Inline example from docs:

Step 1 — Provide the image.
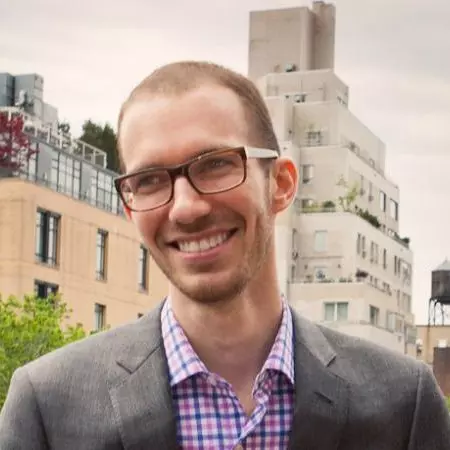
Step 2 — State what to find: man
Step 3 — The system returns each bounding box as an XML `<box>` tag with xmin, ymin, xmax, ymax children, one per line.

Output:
<box><xmin>1</xmin><ymin>61</ymin><xmax>449</xmax><ymax>450</ymax></box>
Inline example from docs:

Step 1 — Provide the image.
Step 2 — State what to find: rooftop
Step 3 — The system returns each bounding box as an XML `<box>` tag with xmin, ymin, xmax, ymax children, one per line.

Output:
<box><xmin>0</xmin><ymin>107</ymin><xmax>108</xmax><ymax>169</ymax></box>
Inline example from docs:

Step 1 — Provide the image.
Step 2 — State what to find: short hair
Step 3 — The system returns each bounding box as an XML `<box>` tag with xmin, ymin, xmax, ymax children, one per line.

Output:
<box><xmin>116</xmin><ymin>61</ymin><xmax>279</xmax><ymax>172</ymax></box>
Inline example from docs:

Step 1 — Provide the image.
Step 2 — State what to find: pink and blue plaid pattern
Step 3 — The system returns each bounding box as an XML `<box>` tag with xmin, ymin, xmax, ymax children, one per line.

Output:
<box><xmin>161</xmin><ymin>300</ymin><xmax>295</xmax><ymax>450</ymax></box>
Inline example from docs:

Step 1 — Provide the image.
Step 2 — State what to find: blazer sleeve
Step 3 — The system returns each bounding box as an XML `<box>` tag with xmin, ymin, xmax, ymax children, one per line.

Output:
<box><xmin>408</xmin><ymin>362</ymin><xmax>450</xmax><ymax>450</ymax></box>
<box><xmin>0</xmin><ymin>367</ymin><xmax>49</xmax><ymax>449</ymax></box>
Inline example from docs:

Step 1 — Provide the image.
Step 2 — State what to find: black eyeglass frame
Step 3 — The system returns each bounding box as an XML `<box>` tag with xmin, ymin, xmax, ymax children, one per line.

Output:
<box><xmin>114</xmin><ymin>146</ymin><xmax>279</xmax><ymax>212</ymax></box>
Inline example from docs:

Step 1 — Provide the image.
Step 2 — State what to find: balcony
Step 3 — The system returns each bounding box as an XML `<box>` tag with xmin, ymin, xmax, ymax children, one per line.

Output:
<box><xmin>293</xmin><ymin>199</ymin><xmax>411</xmax><ymax>249</ymax></box>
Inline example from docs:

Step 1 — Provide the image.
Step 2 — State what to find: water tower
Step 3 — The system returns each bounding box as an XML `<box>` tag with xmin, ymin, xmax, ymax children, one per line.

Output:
<box><xmin>428</xmin><ymin>259</ymin><xmax>450</xmax><ymax>325</ymax></box>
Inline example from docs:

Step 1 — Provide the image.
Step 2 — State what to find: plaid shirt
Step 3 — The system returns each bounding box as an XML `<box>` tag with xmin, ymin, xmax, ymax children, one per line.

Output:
<box><xmin>161</xmin><ymin>300</ymin><xmax>295</xmax><ymax>450</ymax></box>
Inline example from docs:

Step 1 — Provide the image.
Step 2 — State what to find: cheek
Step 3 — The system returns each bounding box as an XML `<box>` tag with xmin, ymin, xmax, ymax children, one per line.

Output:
<box><xmin>132</xmin><ymin>212</ymin><xmax>160</xmax><ymax>244</ymax></box>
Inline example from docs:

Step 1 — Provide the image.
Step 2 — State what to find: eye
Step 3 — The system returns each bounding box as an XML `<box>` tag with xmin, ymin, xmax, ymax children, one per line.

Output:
<box><xmin>196</xmin><ymin>155</ymin><xmax>239</xmax><ymax>173</ymax></box>
<box><xmin>126</xmin><ymin>171</ymin><xmax>170</xmax><ymax>193</ymax></box>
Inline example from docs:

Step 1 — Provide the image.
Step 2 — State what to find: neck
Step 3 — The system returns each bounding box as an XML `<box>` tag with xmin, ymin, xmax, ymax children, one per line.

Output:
<box><xmin>169</xmin><ymin>263</ymin><xmax>283</xmax><ymax>389</ymax></box>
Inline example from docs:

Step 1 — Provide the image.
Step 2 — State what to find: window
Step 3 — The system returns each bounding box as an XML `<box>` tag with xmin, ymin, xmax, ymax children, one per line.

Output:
<box><xmin>34</xmin><ymin>280</ymin><xmax>59</xmax><ymax>299</ymax></box>
<box><xmin>94</xmin><ymin>303</ymin><xmax>106</xmax><ymax>331</ymax></box>
<box><xmin>35</xmin><ymin>209</ymin><xmax>60</xmax><ymax>266</ymax></box>
<box><xmin>306</xmin><ymin>130</ymin><xmax>322</xmax><ymax>146</ymax></box>
<box><xmin>369</xmin><ymin>305</ymin><xmax>380</xmax><ymax>326</ymax></box>
<box><xmin>386</xmin><ymin>312</ymin><xmax>396</xmax><ymax>331</ymax></box>
<box><xmin>361</xmin><ymin>236</ymin><xmax>366</xmax><ymax>258</ymax></box>
<box><xmin>21</xmin><ymin>141</ymin><xmax>38</xmax><ymax>181</ymax></box>
<box><xmin>90</xmin><ymin>170</ymin><xmax>115</xmax><ymax>212</ymax></box>
<box><xmin>356</xmin><ymin>233</ymin><xmax>362</xmax><ymax>254</ymax></box>
<box><xmin>324</xmin><ymin>302</ymin><xmax>348</xmax><ymax>321</ymax></box>
<box><xmin>379</xmin><ymin>191</ymin><xmax>387</xmax><ymax>212</ymax></box>
<box><xmin>51</xmin><ymin>153</ymin><xmax>81</xmax><ymax>197</ymax></box>
<box><xmin>368</xmin><ymin>182</ymin><xmax>373</xmax><ymax>201</ymax></box>
<box><xmin>389</xmin><ymin>199</ymin><xmax>398</xmax><ymax>221</ymax></box>
<box><xmin>394</xmin><ymin>256</ymin><xmax>401</xmax><ymax>277</ymax></box>
<box><xmin>359</xmin><ymin>175</ymin><xmax>365</xmax><ymax>195</ymax></box>
<box><xmin>402</xmin><ymin>293</ymin><xmax>412</xmax><ymax>313</ymax></box>
<box><xmin>138</xmin><ymin>245</ymin><xmax>149</xmax><ymax>290</ymax></box>
<box><xmin>370</xmin><ymin>242</ymin><xmax>375</xmax><ymax>263</ymax></box>
<box><xmin>383</xmin><ymin>249</ymin><xmax>387</xmax><ymax>269</ymax></box>
<box><xmin>96</xmin><ymin>229</ymin><xmax>108</xmax><ymax>280</ymax></box>
<box><xmin>138</xmin><ymin>313</ymin><xmax>144</xmax><ymax>319</ymax></box>
<box><xmin>314</xmin><ymin>230</ymin><xmax>327</xmax><ymax>252</ymax></box>
<box><xmin>301</xmin><ymin>164</ymin><xmax>314</xmax><ymax>184</ymax></box>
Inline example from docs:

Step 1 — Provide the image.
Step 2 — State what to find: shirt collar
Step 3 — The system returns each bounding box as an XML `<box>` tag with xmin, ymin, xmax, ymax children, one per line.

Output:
<box><xmin>161</xmin><ymin>298</ymin><xmax>295</xmax><ymax>387</ymax></box>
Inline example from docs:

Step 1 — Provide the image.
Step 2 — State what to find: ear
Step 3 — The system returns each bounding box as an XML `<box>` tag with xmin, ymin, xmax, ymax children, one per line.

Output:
<box><xmin>123</xmin><ymin>203</ymin><xmax>132</xmax><ymax>220</ymax></box>
<box><xmin>270</xmin><ymin>157</ymin><xmax>298</xmax><ymax>214</ymax></box>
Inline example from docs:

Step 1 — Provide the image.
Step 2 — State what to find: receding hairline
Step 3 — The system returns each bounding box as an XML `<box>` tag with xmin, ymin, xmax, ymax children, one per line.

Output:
<box><xmin>118</xmin><ymin>81</ymin><xmax>262</xmax><ymax>150</ymax></box>
<box><xmin>116</xmin><ymin>61</ymin><xmax>280</xmax><ymax>171</ymax></box>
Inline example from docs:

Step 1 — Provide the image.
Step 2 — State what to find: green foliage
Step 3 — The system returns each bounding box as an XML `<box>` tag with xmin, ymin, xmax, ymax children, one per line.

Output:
<box><xmin>355</xmin><ymin>207</ymin><xmax>381</xmax><ymax>229</ymax></box>
<box><xmin>0</xmin><ymin>294</ymin><xmax>87</xmax><ymax>410</ymax></box>
<box><xmin>302</xmin><ymin>201</ymin><xmax>321</xmax><ymax>213</ymax></box>
<box><xmin>336</xmin><ymin>176</ymin><xmax>359</xmax><ymax>212</ymax></box>
<box><xmin>79</xmin><ymin>119</ymin><xmax>120</xmax><ymax>173</ymax></box>
<box><xmin>446</xmin><ymin>397</ymin><xmax>450</xmax><ymax>412</ymax></box>
<box><xmin>322</xmin><ymin>200</ymin><xmax>336</xmax><ymax>210</ymax></box>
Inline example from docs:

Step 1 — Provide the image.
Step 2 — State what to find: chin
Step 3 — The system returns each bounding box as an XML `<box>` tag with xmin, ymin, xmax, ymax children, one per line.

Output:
<box><xmin>173</xmin><ymin>272</ymin><xmax>248</xmax><ymax>305</ymax></box>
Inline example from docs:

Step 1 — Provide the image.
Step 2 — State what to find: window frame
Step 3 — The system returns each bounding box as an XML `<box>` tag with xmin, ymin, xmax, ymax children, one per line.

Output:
<box><xmin>35</xmin><ymin>209</ymin><xmax>60</xmax><ymax>266</ymax></box>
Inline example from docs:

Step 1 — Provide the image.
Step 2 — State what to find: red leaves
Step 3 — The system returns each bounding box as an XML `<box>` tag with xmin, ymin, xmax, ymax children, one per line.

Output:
<box><xmin>0</xmin><ymin>112</ymin><xmax>38</xmax><ymax>171</ymax></box>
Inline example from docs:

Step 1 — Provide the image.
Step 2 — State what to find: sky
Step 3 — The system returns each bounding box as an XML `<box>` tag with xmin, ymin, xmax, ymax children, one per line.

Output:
<box><xmin>1</xmin><ymin>0</ymin><xmax>449</xmax><ymax>324</ymax></box>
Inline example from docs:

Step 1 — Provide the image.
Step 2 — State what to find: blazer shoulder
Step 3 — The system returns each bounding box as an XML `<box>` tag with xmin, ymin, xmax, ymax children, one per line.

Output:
<box><xmin>22</xmin><ymin>303</ymin><xmax>164</xmax><ymax>381</ymax></box>
<box><xmin>318</xmin><ymin>322</ymin><xmax>424</xmax><ymax>383</ymax></box>
<box><xmin>291</xmin><ymin>309</ymin><xmax>424</xmax><ymax>386</ymax></box>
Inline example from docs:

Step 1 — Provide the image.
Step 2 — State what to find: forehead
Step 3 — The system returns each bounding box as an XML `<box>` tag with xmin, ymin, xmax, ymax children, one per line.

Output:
<box><xmin>119</xmin><ymin>85</ymin><xmax>249</xmax><ymax>173</ymax></box>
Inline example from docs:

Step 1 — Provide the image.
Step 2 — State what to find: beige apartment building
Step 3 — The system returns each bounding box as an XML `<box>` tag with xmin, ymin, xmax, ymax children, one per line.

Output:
<box><xmin>0</xmin><ymin>105</ymin><xmax>168</xmax><ymax>332</ymax></box>
<box><xmin>250</xmin><ymin>2</ymin><xmax>416</xmax><ymax>355</ymax></box>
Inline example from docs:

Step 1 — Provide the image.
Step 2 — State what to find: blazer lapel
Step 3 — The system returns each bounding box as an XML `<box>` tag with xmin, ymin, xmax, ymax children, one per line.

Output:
<box><xmin>288</xmin><ymin>309</ymin><xmax>348</xmax><ymax>450</ymax></box>
<box><xmin>108</xmin><ymin>304</ymin><xmax>178</xmax><ymax>450</ymax></box>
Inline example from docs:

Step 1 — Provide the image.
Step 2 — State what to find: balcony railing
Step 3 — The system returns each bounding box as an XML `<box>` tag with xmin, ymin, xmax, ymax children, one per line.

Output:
<box><xmin>293</xmin><ymin>200</ymin><xmax>411</xmax><ymax>249</ymax></box>
<box><xmin>0</xmin><ymin>107</ymin><xmax>107</xmax><ymax>168</ymax></box>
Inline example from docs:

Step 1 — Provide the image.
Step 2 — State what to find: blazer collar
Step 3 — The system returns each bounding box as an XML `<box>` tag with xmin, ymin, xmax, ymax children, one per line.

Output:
<box><xmin>288</xmin><ymin>308</ymin><xmax>348</xmax><ymax>450</ymax></box>
<box><xmin>108</xmin><ymin>303</ymin><xmax>348</xmax><ymax>450</ymax></box>
<box><xmin>108</xmin><ymin>302</ymin><xmax>179</xmax><ymax>450</ymax></box>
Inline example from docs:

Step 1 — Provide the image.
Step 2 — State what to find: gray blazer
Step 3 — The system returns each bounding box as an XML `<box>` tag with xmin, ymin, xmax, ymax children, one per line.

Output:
<box><xmin>1</xmin><ymin>304</ymin><xmax>449</xmax><ymax>449</ymax></box>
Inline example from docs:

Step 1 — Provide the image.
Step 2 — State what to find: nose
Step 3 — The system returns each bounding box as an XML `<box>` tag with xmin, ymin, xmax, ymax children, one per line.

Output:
<box><xmin>168</xmin><ymin>177</ymin><xmax>212</xmax><ymax>224</ymax></box>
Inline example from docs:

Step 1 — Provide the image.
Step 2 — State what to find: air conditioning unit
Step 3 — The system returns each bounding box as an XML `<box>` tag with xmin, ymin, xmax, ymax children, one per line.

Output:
<box><xmin>368</xmin><ymin>195</ymin><xmax>374</xmax><ymax>201</ymax></box>
<box><xmin>292</xmin><ymin>250</ymin><xmax>299</xmax><ymax>260</ymax></box>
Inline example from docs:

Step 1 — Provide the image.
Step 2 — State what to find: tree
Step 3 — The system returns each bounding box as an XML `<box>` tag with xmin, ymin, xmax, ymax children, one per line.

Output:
<box><xmin>336</xmin><ymin>176</ymin><xmax>360</xmax><ymax>212</ymax></box>
<box><xmin>0</xmin><ymin>294</ymin><xmax>88</xmax><ymax>410</ymax></box>
<box><xmin>79</xmin><ymin>120</ymin><xmax>120</xmax><ymax>173</ymax></box>
<box><xmin>0</xmin><ymin>112</ymin><xmax>37</xmax><ymax>175</ymax></box>
<box><xmin>446</xmin><ymin>396</ymin><xmax>450</xmax><ymax>412</ymax></box>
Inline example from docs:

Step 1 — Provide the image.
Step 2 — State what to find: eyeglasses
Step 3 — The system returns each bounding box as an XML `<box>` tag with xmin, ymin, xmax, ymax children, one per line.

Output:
<box><xmin>114</xmin><ymin>146</ymin><xmax>278</xmax><ymax>212</ymax></box>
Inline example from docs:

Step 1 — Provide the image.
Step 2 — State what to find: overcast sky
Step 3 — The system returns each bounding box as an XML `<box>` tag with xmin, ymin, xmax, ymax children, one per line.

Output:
<box><xmin>1</xmin><ymin>0</ymin><xmax>449</xmax><ymax>324</ymax></box>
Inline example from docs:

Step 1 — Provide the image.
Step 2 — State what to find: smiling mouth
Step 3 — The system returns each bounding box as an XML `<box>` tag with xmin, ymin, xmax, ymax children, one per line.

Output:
<box><xmin>170</xmin><ymin>229</ymin><xmax>237</xmax><ymax>253</ymax></box>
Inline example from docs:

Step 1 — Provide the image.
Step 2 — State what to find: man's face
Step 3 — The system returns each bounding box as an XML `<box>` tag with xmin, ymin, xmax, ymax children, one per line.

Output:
<box><xmin>119</xmin><ymin>85</ymin><xmax>278</xmax><ymax>304</ymax></box>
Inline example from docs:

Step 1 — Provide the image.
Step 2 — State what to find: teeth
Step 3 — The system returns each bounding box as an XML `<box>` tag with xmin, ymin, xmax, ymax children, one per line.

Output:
<box><xmin>178</xmin><ymin>232</ymin><xmax>229</xmax><ymax>253</ymax></box>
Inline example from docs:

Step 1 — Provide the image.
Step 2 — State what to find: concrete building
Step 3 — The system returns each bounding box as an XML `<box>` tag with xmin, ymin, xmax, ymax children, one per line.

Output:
<box><xmin>0</xmin><ymin>72</ymin><xmax>59</xmax><ymax>130</ymax></box>
<box><xmin>249</xmin><ymin>2</ymin><xmax>416</xmax><ymax>355</ymax></box>
<box><xmin>0</xmin><ymin>105</ymin><xmax>168</xmax><ymax>332</ymax></box>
